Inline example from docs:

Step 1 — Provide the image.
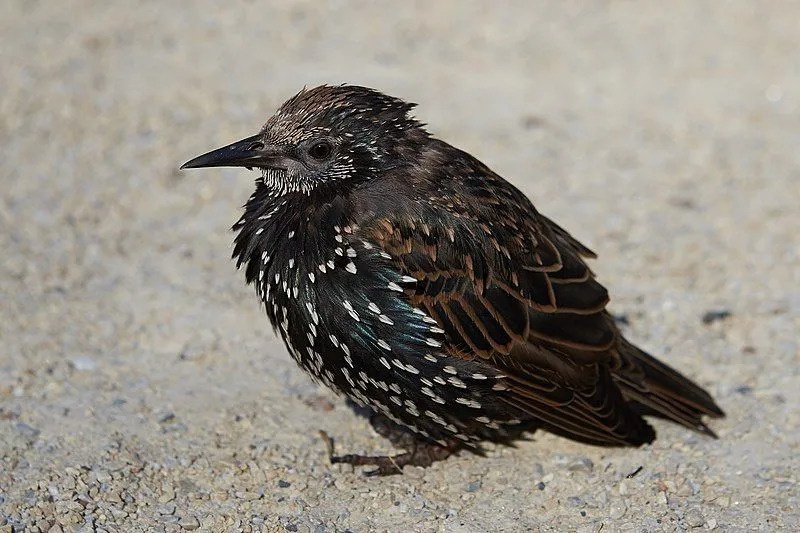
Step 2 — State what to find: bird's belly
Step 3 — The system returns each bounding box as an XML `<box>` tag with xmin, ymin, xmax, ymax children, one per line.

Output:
<box><xmin>245</xmin><ymin>217</ymin><xmax>528</xmax><ymax>445</ymax></box>
<box><xmin>262</xmin><ymin>277</ymin><xmax>525</xmax><ymax>445</ymax></box>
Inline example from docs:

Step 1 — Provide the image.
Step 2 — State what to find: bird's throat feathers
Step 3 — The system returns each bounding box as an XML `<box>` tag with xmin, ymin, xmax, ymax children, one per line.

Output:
<box><xmin>231</xmin><ymin>178</ymin><xmax>356</xmax><ymax>296</ymax></box>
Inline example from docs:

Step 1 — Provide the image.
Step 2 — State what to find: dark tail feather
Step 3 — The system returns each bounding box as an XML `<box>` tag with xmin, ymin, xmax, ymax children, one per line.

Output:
<box><xmin>614</xmin><ymin>340</ymin><xmax>724</xmax><ymax>437</ymax></box>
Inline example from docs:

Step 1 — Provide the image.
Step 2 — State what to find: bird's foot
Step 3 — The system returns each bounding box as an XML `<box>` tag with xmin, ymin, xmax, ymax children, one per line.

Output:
<box><xmin>318</xmin><ymin>428</ymin><xmax>454</xmax><ymax>476</ymax></box>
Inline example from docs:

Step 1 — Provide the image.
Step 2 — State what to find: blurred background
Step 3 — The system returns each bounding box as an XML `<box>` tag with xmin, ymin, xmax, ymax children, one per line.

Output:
<box><xmin>1</xmin><ymin>1</ymin><xmax>798</xmax><ymax>531</ymax></box>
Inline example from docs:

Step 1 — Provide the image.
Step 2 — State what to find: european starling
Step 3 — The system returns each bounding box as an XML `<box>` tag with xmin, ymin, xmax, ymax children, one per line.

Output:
<box><xmin>182</xmin><ymin>85</ymin><xmax>723</xmax><ymax>475</ymax></box>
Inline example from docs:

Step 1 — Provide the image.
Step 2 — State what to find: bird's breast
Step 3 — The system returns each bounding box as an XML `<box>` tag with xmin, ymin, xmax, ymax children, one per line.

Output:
<box><xmin>232</xmin><ymin>194</ymin><xmax>514</xmax><ymax>444</ymax></box>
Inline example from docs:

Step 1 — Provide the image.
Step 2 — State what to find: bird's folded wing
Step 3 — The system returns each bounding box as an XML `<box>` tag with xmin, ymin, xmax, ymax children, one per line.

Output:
<box><xmin>361</xmin><ymin>191</ymin><xmax>656</xmax><ymax>445</ymax></box>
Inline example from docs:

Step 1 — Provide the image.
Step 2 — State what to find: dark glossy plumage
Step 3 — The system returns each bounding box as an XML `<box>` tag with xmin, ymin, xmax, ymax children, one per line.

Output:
<box><xmin>182</xmin><ymin>85</ymin><xmax>723</xmax><ymax>470</ymax></box>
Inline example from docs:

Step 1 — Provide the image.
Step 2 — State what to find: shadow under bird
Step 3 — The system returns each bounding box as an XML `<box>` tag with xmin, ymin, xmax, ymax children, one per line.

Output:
<box><xmin>182</xmin><ymin>85</ymin><xmax>724</xmax><ymax>475</ymax></box>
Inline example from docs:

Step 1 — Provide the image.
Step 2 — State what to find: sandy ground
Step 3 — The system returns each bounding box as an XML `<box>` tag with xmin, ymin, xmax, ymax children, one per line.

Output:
<box><xmin>1</xmin><ymin>1</ymin><xmax>798</xmax><ymax>531</ymax></box>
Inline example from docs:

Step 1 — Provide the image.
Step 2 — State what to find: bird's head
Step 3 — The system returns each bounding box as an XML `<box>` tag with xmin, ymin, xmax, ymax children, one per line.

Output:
<box><xmin>181</xmin><ymin>85</ymin><xmax>427</xmax><ymax>195</ymax></box>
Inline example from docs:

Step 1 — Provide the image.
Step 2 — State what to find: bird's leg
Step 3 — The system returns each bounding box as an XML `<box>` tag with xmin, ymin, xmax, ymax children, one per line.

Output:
<box><xmin>320</xmin><ymin>433</ymin><xmax>454</xmax><ymax>476</ymax></box>
<box><xmin>319</xmin><ymin>414</ymin><xmax>456</xmax><ymax>476</ymax></box>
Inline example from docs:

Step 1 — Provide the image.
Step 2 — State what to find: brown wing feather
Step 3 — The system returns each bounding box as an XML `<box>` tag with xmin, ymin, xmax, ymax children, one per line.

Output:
<box><xmin>364</xmin><ymin>219</ymin><xmax>655</xmax><ymax>444</ymax></box>
<box><xmin>358</xmin><ymin>151</ymin><xmax>721</xmax><ymax>445</ymax></box>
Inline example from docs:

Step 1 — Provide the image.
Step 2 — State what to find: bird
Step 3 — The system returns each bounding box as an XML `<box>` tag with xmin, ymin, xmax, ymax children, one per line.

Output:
<box><xmin>181</xmin><ymin>84</ymin><xmax>724</xmax><ymax>475</ymax></box>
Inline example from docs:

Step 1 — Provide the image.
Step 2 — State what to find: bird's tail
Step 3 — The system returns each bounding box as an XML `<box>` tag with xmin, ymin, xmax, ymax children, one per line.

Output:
<box><xmin>613</xmin><ymin>339</ymin><xmax>725</xmax><ymax>437</ymax></box>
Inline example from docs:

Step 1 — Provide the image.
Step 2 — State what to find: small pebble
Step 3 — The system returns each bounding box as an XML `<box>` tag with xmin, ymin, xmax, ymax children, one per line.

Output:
<box><xmin>69</xmin><ymin>356</ymin><xmax>97</xmax><ymax>371</ymax></box>
<box><xmin>568</xmin><ymin>457</ymin><xmax>594</xmax><ymax>472</ymax></box>
<box><xmin>158</xmin><ymin>503</ymin><xmax>176</xmax><ymax>515</ymax></box>
<box><xmin>93</xmin><ymin>470</ymin><xmax>111</xmax><ymax>483</ymax></box>
<box><xmin>466</xmin><ymin>481</ymin><xmax>481</xmax><ymax>492</ymax></box>
<box><xmin>179</xmin><ymin>515</ymin><xmax>200</xmax><ymax>530</ymax></box>
<box><xmin>15</xmin><ymin>422</ymin><xmax>40</xmax><ymax>440</ymax></box>
<box><xmin>702</xmin><ymin>310</ymin><xmax>732</xmax><ymax>324</ymax></box>
<box><xmin>684</xmin><ymin>507</ymin><xmax>705</xmax><ymax>527</ymax></box>
<box><xmin>567</xmin><ymin>496</ymin><xmax>583</xmax><ymax>507</ymax></box>
<box><xmin>608</xmin><ymin>499</ymin><xmax>627</xmax><ymax>519</ymax></box>
<box><xmin>278</xmin><ymin>479</ymin><xmax>292</xmax><ymax>488</ymax></box>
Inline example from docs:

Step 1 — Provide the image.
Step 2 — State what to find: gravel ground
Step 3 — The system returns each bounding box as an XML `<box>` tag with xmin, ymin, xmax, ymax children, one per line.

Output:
<box><xmin>1</xmin><ymin>1</ymin><xmax>798</xmax><ymax>531</ymax></box>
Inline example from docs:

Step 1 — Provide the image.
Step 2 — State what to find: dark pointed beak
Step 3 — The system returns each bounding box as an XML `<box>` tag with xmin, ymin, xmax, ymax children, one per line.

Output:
<box><xmin>180</xmin><ymin>134</ymin><xmax>288</xmax><ymax>170</ymax></box>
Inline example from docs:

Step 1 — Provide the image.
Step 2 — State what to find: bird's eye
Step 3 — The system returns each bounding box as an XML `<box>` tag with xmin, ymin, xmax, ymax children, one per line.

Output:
<box><xmin>308</xmin><ymin>141</ymin><xmax>333</xmax><ymax>161</ymax></box>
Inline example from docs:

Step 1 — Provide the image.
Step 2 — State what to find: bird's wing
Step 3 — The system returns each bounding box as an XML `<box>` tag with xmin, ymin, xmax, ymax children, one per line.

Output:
<box><xmin>358</xmin><ymin>163</ymin><xmax>657</xmax><ymax>445</ymax></box>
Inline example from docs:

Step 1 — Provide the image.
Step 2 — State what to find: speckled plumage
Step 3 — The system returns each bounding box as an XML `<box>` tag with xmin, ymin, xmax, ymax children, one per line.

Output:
<box><xmin>182</xmin><ymin>85</ymin><xmax>723</xmax><ymax>474</ymax></box>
